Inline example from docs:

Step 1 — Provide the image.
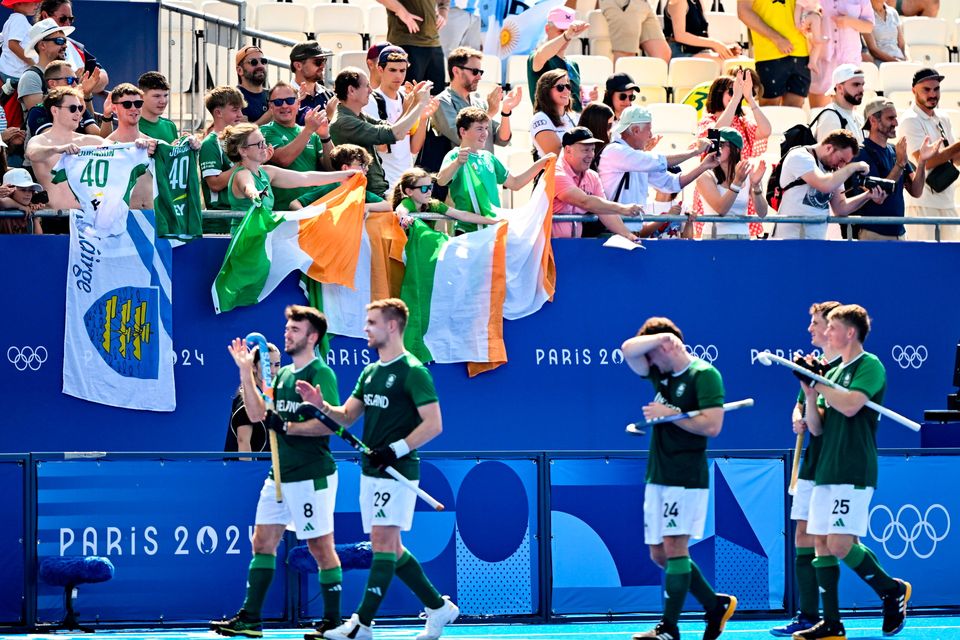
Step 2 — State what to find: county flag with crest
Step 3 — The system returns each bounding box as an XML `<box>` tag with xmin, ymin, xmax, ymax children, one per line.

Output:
<box><xmin>211</xmin><ymin>173</ymin><xmax>368</xmax><ymax>313</ymax></box>
<box><xmin>63</xmin><ymin>209</ymin><xmax>176</xmax><ymax>411</ymax></box>
<box><xmin>483</xmin><ymin>0</ymin><xmax>566</xmax><ymax>69</ymax></box>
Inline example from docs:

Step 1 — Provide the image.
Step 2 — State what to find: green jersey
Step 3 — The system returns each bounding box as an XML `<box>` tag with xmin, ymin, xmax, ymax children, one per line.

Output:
<box><xmin>138</xmin><ymin>116</ymin><xmax>179</xmax><ymax>143</ymax></box>
<box><xmin>351</xmin><ymin>352</ymin><xmax>438</xmax><ymax>480</ymax></box>
<box><xmin>272</xmin><ymin>358</ymin><xmax>340</xmax><ymax>482</ymax></box>
<box><xmin>644</xmin><ymin>358</ymin><xmax>725</xmax><ymax>489</ymax></box>
<box><xmin>814</xmin><ymin>352</ymin><xmax>886</xmax><ymax>488</ymax></box>
<box><xmin>227</xmin><ymin>167</ymin><xmax>274</xmax><ymax>233</ymax></box>
<box><xmin>396</xmin><ymin>197</ymin><xmax>448</xmax><ymax>215</ymax></box>
<box><xmin>797</xmin><ymin>355</ymin><xmax>840</xmax><ymax>481</ymax></box>
<box><xmin>440</xmin><ymin>148</ymin><xmax>506</xmax><ymax>233</ymax></box>
<box><xmin>261</xmin><ymin>121</ymin><xmax>323</xmax><ymax>211</ymax></box>
<box><xmin>198</xmin><ymin>132</ymin><xmax>233</xmax><ymax>234</ymax></box>
<box><xmin>152</xmin><ymin>139</ymin><xmax>203</xmax><ymax>240</ymax></box>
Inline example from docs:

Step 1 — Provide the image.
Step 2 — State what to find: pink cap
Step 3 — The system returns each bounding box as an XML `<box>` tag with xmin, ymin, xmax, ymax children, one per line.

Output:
<box><xmin>547</xmin><ymin>6</ymin><xmax>575</xmax><ymax>29</ymax></box>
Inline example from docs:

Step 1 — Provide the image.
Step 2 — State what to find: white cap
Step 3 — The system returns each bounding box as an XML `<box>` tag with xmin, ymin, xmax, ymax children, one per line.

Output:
<box><xmin>3</xmin><ymin>168</ymin><xmax>42</xmax><ymax>191</ymax></box>
<box><xmin>828</xmin><ymin>64</ymin><xmax>865</xmax><ymax>94</ymax></box>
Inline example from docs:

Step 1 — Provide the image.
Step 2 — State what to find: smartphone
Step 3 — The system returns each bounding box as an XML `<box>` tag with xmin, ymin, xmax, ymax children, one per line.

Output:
<box><xmin>31</xmin><ymin>190</ymin><xmax>49</xmax><ymax>205</ymax></box>
<box><xmin>84</xmin><ymin>58</ymin><xmax>98</xmax><ymax>75</ymax></box>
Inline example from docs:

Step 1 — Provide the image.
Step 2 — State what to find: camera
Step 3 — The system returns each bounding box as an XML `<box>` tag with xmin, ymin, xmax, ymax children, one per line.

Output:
<box><xmin>707</xmin><ymin>129</ymin><xmax>722</xmax><ymax>154</ymax></box>
<box><xmin>848</xmin><ymin>173</ymin><xmax>896</xmax><ymax>195</ymax></box>
<box><xmin>31</xmin><ymin>190</ymin><xmax>49</xmax><ymax>205</ymax></box>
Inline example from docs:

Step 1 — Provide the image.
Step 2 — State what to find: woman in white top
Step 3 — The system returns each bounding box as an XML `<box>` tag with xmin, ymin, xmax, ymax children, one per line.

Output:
<box><xmin>531</xmin><ymin>69</ymin><xmax>579</xmax><ymax>160</ymax></box>
<box><xmin>695</xmin><ymin>127</ymin><xmax>767</xmax><ymax>239</ymax></box>
<box><xmin>864</xmin><ymin>0</ymin><xmax>905</xmax><ymax>62</ymax></box>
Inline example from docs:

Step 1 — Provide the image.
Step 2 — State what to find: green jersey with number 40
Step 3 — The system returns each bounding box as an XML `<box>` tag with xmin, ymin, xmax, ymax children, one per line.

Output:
<box><xmin>271</xmin><ymin>358</ymin><xmax>340</xmax><ymax>483</ymax></box>
<box><xmin>644</xmin><ymin>358</ymin><xmax>725</xmax><ymax>489</ymax></box>
<box><xmin>351</xmin><ymin>352</ymin><xmax>438</xmax><ymax>481</ymax></box>
<box><xmin>153</xmin><ymin>140</ymin><xmax>203</xmax><ymax>240</ymax></box>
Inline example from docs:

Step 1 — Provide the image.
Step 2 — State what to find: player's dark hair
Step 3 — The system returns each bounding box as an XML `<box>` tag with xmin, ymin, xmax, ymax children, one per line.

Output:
<box><xmin>637</xmin><ymin>316</ymin><xmax>684</xmax><ymax>342</ymax></box>
<box><xmin>334</xmin><ymin>67</ymin><xmax>364</xmax><ymax>101</ymax></box>
<box><xmin>330</xmin><ymin>144</ymin><xmax>371</xmax><ymax>171</ymax></box>
<box><xmin>220</xmin><ymin>123</ymin><xmax>259</xmax><ymax>161</ymax></box>
<box><xmin>809</xmin><ymin>300</ymin><xmax>841</xmax><ymax>319</ymax></box>
<box><xmin>456</xmin><ymin>106</ymin><xmax>489</xmax><ymax>138</ymax></box>
<box><xmin>268</xmin><ymin>80</ymin><xmax>296</xmax><ymax>100</ymax></box>
<box><xmin>110</xmin><ymin>83</ymin><xmax>142</xmax><ymax>103</ymax></box>
<box><xmin>367</xmin><ymin>298</ymin><xmax>408</xmax><ymax>332</ymax></box>
<box><xmin>822</xmin><ymin>129</ymin><xmax>859</xmax><ymax>154</ymax></box>
<box><xmin>43</xmin><ymin>86</ymin><xmax>83</xmax><ymax>111</ymax></box>
<box><xmin>828</xmin><ymin>304</ymin><xmax>871</xmax><ymax>343</ymax></box>
<box><xmin>43</xmin><ymin>60</ymin><xmax>72</xmax><ymax>83</ymax></box>
<box><xmin>447</xmin><ymin>46</ymin><xmax>482</xmax><ymax>78</ymax></box>
<box><xmin>138</xmin><ymin>71</ymin><xmax>170</xmax><ymax>92</ymax></box>
<box><xmin>205</xmin><ymin>85</ymin><xmax>246</xmax><ymax>115</ymax></box>
<box><xmin>285</xmin><ymin>305</ymin><xmax>328</xmax><ymax>342</ymax></box>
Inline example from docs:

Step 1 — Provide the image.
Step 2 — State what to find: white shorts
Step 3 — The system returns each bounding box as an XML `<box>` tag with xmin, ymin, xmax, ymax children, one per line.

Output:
<box><xmin>360</xmin><ymin>474</ymin><xmax>418</xmax><ymax>534</ymax></box>
<box><xmin>643</xmin><ymin>483</ymin><xmax>709</xmax><ymax>545</ymax></box>
<box><xmin>255</xmin><ymin>473</ymin><xmax>338</xmax><ymax>539</ymax></box>
<box><xmin>790</xmin><ymin>478</ymin><xmax>815</xmax><ymax>521</ymax></box>
<box><xmin>807</xmin><ymin>484</ymin><xmax>874</xmax><ymax>537</ymax></box>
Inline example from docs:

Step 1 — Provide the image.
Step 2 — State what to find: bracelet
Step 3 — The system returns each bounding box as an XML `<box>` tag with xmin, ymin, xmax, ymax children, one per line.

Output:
<box><xmin>320</xmin><ymin>136</ymin><xmax>332</xmax><ymax>144</ymax></box>
<box><xmin>751</xmin><ymin>186</ymin><xmax>762</xmax><ymax>194</ymax></box>
<box><xmin>729</xmin><ymin>184</ymin><xmax>742</xmax><ymax>193</ymax></box>
<box><xmin>500</xmin><ymin>111</ymin><xmax>512</xmax><ymax>117</ymax></box>
<box><xmin>84</xmin><ymin>95</ymin><xmax>92</xmax><ymax>101</ymax></box>
<box><xmin>563</xmin><ymin>32</ymin><xmax>572</xmax><ymax>41</ymax></box>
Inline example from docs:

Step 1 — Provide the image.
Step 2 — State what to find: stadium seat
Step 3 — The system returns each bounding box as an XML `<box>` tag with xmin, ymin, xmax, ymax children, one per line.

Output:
<box><xmin>506</xmin><ymin>55</ymin><xmax>527</xmax><ymax>89</ymax></box>
<box><xmin>652</xmin><ymin>132</ymin><xmax>696</xmax><ymax>153</ymax></box>
<box><xmin>254</xmin><ymin>3</ymin><xmax>310</xmax><ymax>60</ymax></box>
<box><xmin>586</xmin><ymin>10</ymin><xmax>609</xmax><ymax>56</ymax></box>
<box><xmin>886</xmin><ymin>90</ymin><xmax>915</xmax><ymax>111</ymax></box>
<box><xmin>312</xmin><ymin>5</ymin><xmax>366</xmax><ymax>38</ymax></box>
<box><xmin>935</xmin><ymin>62</ymin><xmax>960</xmax><ymax>90</ymax></box>
<box><xmin>907</xmin><ymin>44</ymin><xmax>949</xmax><ymax>64</ymax></box>
<box><xmin>763</xmin><ymin>106</ymin><xmax>806</xmax><ymax>135</ymax></box>
<box><xmin>938</xmin><ymin>93</ymin><xmax>960</xmax><ymax>110</ymax></box>
<box><xmin>504</xmin><ymin>149</ymin><xmax>535</xmax><ymax>208</ymax></box>
<box><xmin>647</xmin><ymin>103</ymin><xmax>698</xmax><ymax>135</ymax></box>
<box><xmin>333</xmin><ymin>50</ymin><xmax>367</xmax><ymax>74</ymax></box>
<box><xmin>902</xmin><ymin>17</ymin><xmax>949</xmax><ymax>49</ymax></box>
<box><xmin>567</xmin><ymin>55</ymin><xmax>614</xmax><ymax>88</ymax></box>
<box><xmin>574</xmin><ymin>0</ymin><xmax>597</xmax><ymax>21</ymax></box>
<box><xmin>480</xmin><ymin>55</ymin><xmax>503</xmax><ymax>85</ymax></box>
<box><xmin>722</xmin><ymin>57</ymin><xmax>755</xmax><ymax>74</ymax></box>
<box><xmin>878</xmin><ymin>61</ymin><xmax>925</xmax><ymax>94</ymax></box>
<box><xmin>509</xmin><ymin>97</ymin><xmax>534</xmax><ymax>132</ymax></box>
<box><xmin>615</xmin><ymin>56</ymin><xmax>669</xmax><ymax>105</ymax></box>
<box><xmin>668</xmin><ymin>58</ymin><xmax>721</xmax><ymax>101</ymax></box>
<box><xmin>859</xmin><ymin>62</ymin><xmax>880</xmax><ymax>92</ymax></box>
<box><xmin>314</xmin><ymin>33</ymin><xmax>365</xmax><ymax>56</ymax></box>
<box><xmin>706</xmin><ymin>12</ymin><xmax>746</xmax><ymax>46</ymax></box>
<box><xmin>365</xmin><ymin>5</ymin><xmax>389</xmax><ymax>43</ymax></box>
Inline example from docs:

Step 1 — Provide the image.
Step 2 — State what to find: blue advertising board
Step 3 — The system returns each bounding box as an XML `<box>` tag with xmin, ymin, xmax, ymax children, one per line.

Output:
<box><xmin>0</xmin><ymin>457</ymin><xmax>26</xmax><ymax>624</ymax></box>
<box><xmin>1</xmin><ymin>238</ymin><xmax>957</xmax><ymax>454</ymax></box>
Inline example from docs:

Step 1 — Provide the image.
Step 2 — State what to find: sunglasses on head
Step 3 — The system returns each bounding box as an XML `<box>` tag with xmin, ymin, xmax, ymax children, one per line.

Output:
<box><xmin>456</xmin><ymin>65</ymin><xmax>484</xmax><ymax>76</ymax></box>
<box><xmin>43</xmin><ymin>37</ymin><xmax>67</xmax><ymax>45</ymax></box>
<box><xmin>56</xmin><ymin>103</ymin><xmax>84</xmax><ymax>113</ymax></box>
<box><xmin>118</xmin><ymin>99</ymin><xmax>144</xmax><ymax>109</ymax></box>
<box><xmin>415</xmin><ymin>184</ymin><xmax>433</xmax><ymax>193</ymax></box>
<box><xmin>554</xmin><ymin>83</ymin><xmax>571</xmax><ymax>92</ymax></box>
<box><xmin>270</xmin><ymin>96</ymin><xmax>297</xmax><ymax>106</ymax></box>
<box><xmin>617</xmin><ymin>92</ymin><xmax>636</xmax><ymax>101</ymax></box>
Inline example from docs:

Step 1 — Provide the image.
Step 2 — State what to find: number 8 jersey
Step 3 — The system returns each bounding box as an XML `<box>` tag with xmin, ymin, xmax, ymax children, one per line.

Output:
<box><xmin>52</xmin><ymin>143</ymin><xmax>150</xmax><ymax>237</ymax></box>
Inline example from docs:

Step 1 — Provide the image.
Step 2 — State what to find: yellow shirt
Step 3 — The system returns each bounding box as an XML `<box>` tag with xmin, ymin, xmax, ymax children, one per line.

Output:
<box><xmin>750</xmin><ymin>0</ymin><xmax>810</xmax><ymax>62</ymax></box>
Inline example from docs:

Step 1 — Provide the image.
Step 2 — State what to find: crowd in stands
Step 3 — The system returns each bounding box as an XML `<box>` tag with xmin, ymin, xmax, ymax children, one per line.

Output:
<box><xmin>0</xmin><ymin>0</ymin><xmax>957</xmax><ymax>240</ymax></box>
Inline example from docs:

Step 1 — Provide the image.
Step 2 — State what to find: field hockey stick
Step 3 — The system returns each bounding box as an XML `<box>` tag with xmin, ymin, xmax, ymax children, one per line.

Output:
<box><xmin>789</xmin><ymin>432</ymin><xmax>803</xmax><ymax>495</ymax></box>
<box><xmin>297</xmin><ymin>403</ymin><xmax>445</xmax><ymax>511</ymax></box>
<box><xmin>625</xmin><ymin>399</ymin><xmax>755</xmax><ymax>435</ymax></box>
<box><xmin>755</xmin><ymin>352</ymin><xmax>921</xmax><ymax>432</ymax></box>
<box><xmin>245</xmin><ymin>332</ymin><xmax>283</xmax><ymax>502</ymax></box>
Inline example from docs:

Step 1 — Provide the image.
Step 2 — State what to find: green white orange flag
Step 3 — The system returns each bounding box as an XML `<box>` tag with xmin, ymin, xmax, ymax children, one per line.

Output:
<box><xmin>211</xmin><ymin>173</ymin><xmax>367</xmax><ymax>313</ymax></box>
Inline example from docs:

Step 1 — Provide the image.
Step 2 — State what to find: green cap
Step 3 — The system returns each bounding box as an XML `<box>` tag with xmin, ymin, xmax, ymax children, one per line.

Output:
<box><xmin>717</xmin><ymin>127</ymin><xmax>743</xmax><ymax>149</ymax></box>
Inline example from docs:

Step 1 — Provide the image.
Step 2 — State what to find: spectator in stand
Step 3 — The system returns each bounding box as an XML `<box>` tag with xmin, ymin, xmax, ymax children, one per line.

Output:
<box><xmin>364</xmin><ymin>47</ymin><xmax>439</xmax><ymax>187</ymax></box>
<box><xmin>439</xmin><ymin>0</ymin><xmax>481</xmax><ymax>58</ymax></box>
<box><xmin>433</xmin><ymin>46</ymin><xmax>517</xmax><ymax>153</ymax></box>
<box><xmin>807</xmin><ymin>0</ymin><xmax>873</xmax><ymax>108</ymax></box>
<box><xmin>24</xmin><ymin>60</ymin><xmax>99</xmax><ymax>142</ymax></box>
<box><xmin>863</xmin><ymin>0</ymin><xmax>905</xmax><ymax>63</ymax></box>
<box><xmin>693</xmin><ymin>69</ymin><xmax>770</xmax><ymax>237</ymax></box>
<box><xmin>532</xmin><ymin>70</ymin><xmax>579</xmax><ymax>160</ymax></box>
<box><xmin>365</xmin><ymin>42</ymin><xmax>393</xmax><ymax>91</ymax></box>
<box><xmin>598</xmin><ymin>0</ymin><xmax>670</xmax><ymax>64</ymax></box>
<box><xmin>738</xmin><ymin>0</ymin><xmax>810</xmax><ymax>107</ymax></box>
<box><xmin>814</xmin><ymin>65</ymin><xmax>866</xmax><ymax>145</ymax></box>
<box><xmin>37</xmin><ymin>0</ymin><xmax>109</xmax><ymax>95</ymax></box>
<box><xmin>236</xmin><ymin>45</ymin><xmax>271</xmax><ymax>125</ymax></box>
<box><xmin>852</xmin><ymin>98</ymin><xmax>938</xmax><ymax>240</ymax></box>
<box><xmin>224</xmin><ymin>341</ymin><xmax>280</xmax><ymax>455</ymax></box>
<box><xmin>137</xmin><ymin>71</ymin><xmax>178</xmax><ymax>142</ymax></box>
<box><xmin>392</xmin><ymin>166</ymin><xmax>501</xmax><ymax>229</ymax></box>
<box><xmin>553</xmin><ymin>127</ymin><xmax>644</xmax><ymax>241</ymax></box>
<box><xmin>695</xmin><ymin>128</ymin><xmax>768</xmax><ymax>239</ymax></box>
<box><xmin>643</xmin><ymin>175</ymin><xmax>697</xmax><ymax>238</ymax></box>
<box><xmin>436</xmin><ymin>107</ymin><xmax>551</xmax><ymax>233</ymax></box>
<box><xmin>261</xmin><ymin>80</ymin><xmax>336</xmax><ymax>211</ymax></box>
<box><xmin>664</xmin><ymin>0</ymin><xmax>741</xmax><ymax>60</ymax></box>
<box><xmin>528</xmin><ymin>8</ymin><xmax>590</xmax><ymax>113</ymax></box>
<box><xmin>17</xmin><ymin>18</ymin><xmax>75</xmax><ymax>114</ymax></box>
<box><xmin>0</xmin><ymin>0</ymin><xmax>39</xmax><ymax>86</ymax></box>
<box><xmin>376</xmin><ymin>0</ymin><xmax>447</xmax><ymax>92</ymax></box>
<box><xmin>884</xmin><ymin>0</ymin><xmax>937</xmax><ymax>17</ymax></box>
<box><xmin>900</xmin><ymin>68</ymin><xmax>960</xmax><ymax>241</ymax></box>
<box><xmin>578</xmin><ymin>103</ymin><xmax>614</xmax><ymax>171</ymax></box>
<box><xmin>289</xmin><ymin>144</ymin><xmax>393</xmax><ymax>213</ymax></box>
<box><xmin>329</xmin><ymin>67</ymin><xmax>432</xmax><ymax>197</ymax></box>
<box><xmin>199</xmin><ymin>86</ymin><xmax>246</xmax><ymax>228</ymax></box>
<box><xmin>290</xmin><ymin>41</ymin><xmax>336</xmax><ymax>124</ymax></box>
<box><xmin>0</xmin><ymin>167</ymin><xmax>43</xmax><ymax>235</ymax></box>
<box><xmin>601</xmin><ymin>73</ymin><xmax>639</xmax><ymax>128</ymax></box>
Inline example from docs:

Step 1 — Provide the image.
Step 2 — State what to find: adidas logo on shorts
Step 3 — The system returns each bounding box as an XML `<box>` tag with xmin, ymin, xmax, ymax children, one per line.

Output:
<box><xmin>833</xmin><ymin>518</ymin><xmax>845</xmax><ymax>527</ymax></box>
<box><xmin>304</xmin><ymin>522</ymin><xmax>315</xmax><ymax>532</ymax></box>
<box><xmin>367</xmin><ymin>586</ymin><xmax>382</xmax><ymax>596</ymax></box>
<box><xmin>375</xmin><ymin>509</ymin><xmax>387</xmax><ymax>518</ymax></box>
<box><xmin>666</xmin><ymin>519</ymin><xmax>678</xmax><ymax>528</ymax></box>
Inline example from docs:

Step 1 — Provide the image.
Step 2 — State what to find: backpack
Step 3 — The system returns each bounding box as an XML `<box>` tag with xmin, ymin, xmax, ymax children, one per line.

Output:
<box><xmin>372</xmin><ymin>89</ymin><xmax>402</xmax><ymax>153</ymax></box>
<box><xmin>765</xmin><ymin>107</ymin><xmax>847</xmax><ymax>210</ymax></box>
<box><xmin>2</xmin><ymin>65</ymin><xmax>42</xmax><ymax>130</ymax></box>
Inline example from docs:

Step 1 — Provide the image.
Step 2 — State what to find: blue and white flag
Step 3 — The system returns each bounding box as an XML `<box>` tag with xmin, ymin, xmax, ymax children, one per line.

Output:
<box><xmin>63</xmin><ymin>209</ymin><xmax>176</xmax><ymax>411</ymax></box>
<box><xmin>482</xmin><ymin>0</ymin><xmax>565</xmax><ymax>65</ymax></box>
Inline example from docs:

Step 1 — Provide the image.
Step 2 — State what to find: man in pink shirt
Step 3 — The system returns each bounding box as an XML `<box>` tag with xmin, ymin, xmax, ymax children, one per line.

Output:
<box><xmin>553</xmin><ymin>127</ymin><xmax>645</xmax><ymax>241</ymax></box>
<box><xmin>808</xmin><ymin>0</ymin><xmax>875</xmax><ymax>107</ymax></box>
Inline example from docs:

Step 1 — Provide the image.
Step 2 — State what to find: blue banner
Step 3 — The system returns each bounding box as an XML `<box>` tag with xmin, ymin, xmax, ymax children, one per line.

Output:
<box><xmin>550</xmin><ymin>456</ymin><xmax>785</xmax><ymax>614</ymax></box>
<box><xmin>35</xmin><ymin>458</ymin><xmax>288</xmax><ymax>623</ymax></box>
<box><xmin>1</xmin><ymin>238</ymin><xmax>957</xmax><ymax>454</ymax></box>
<box><xmin>0</xmin><ymin>457</ymin><xmax>25</xmax><ymax>624</ymax></box>
<box><xmin>299</xmin><ymin>457</ymin><xmax>540</xmax><ymax>618</ymax></box>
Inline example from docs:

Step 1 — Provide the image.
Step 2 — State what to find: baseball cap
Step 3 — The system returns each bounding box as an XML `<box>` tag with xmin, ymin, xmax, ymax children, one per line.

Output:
<box><xmin>366</xmin><ymin>42</ymin><xmax>393</xmax><ymax>61</ymax></box>
<box><xmin>235</xmin><ymin>45</ymin><xmax>263</xmax><ymax>67</ymax></box>
<box><xmin>862</xmin><ymin>98</ymin><xmax>896</xmax><ymax>128</ymax></box>
<box><xmin>547</xmin><ymin>6</ymin><xmax>575</xmax><ymax>29</ymax></box>
<box><xmin>377</xmin><ymin>45</ymin><xmax>408</xmax><ymax>67</ymax></box>
<box><xmin>715</xmin><ymin>127</ymin><xmax>743</xmax><ymax>149</ymax></box>
<box><xmin>3</xmin><ymin>168</ymin><xmax>41</xmax><ymax>191</ymax></box>
<box><xmin>290</xmin><ymin>41</ymin><xmax>330</xmax><ymax>62</ymax></box>
<box><xmin>829</xmin><ymin>64</ymin><xmax>865</xmax><ymax>91</ymax></box>
<box><xmin>605</xmin><ymin>72</ymin><xmax>640</xmax><ymax>94</ymax></box>
<box><xmin>562</xmin><ymin>126</ymin><xmax>604</xmax><ymax>147</ymax></box>
<box><xmin>913</xmin><ymin>67</ymin><xmax>945</xmax><ymax>87</ymax></box>
<box><xmin>611</xmin><ymin>105</ymin><xmax>652</xmax><ymax>136</ymax></box>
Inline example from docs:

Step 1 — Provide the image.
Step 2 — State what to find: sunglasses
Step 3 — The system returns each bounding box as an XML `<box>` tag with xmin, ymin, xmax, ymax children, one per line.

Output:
<box><xmin>43</xmin><ymin>37</ymin><xmax>67</xmax><ymax>45</ymax></box>
<box><xmin>243</xmin><ymin>139</ymin><xmax>268</xmax><ymax>149</ymax></box>
<box><xmin>415</xmin><ymin>184</ymin><xmax>433</xmax><ymax>193</ymax></box>
<box><xmin>554</xmin><ymin>83</ymin><xmax>571</xmax><ymax>93</ymax></box>
<box><xmin>55</xmin><ymin>103</ymin><xmax>84</xmax><ymax>113</ymax></box>
<box><xmin>456</xmin><ymin>65</ymin><xmax>484</xmax><ymax>76</ymax></box>
<box><xmin>118</xmin><ymin>99</ymin><xmax>144</xmax><ymax>109</ymax></box>
<box><xmin>56</xmin><ymin>15</ymin><xmax>76</xmax><ymax>25</ymax></box>
<box><xmin>49</xmin><ymin>76</ymin><xmax>77</xmax><ymax>85</ymax></box>
<box><xmin>245</xmin><ymin>58</ymin><xmax>266</xmax><ymax>67</ymax></box>
<box><xmin>617</xmin><ymin>92</ymin><xmax>636</xmax><ymax>101</ymax></box>
<box><xmin>270</xmin><ymin>96</ymin><xmax>297</xmax><ymax>106</ymax></box>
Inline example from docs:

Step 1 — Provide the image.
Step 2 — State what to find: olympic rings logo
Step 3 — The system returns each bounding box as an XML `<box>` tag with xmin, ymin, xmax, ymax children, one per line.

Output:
<box><xmin>890</xmin><ymin>345</ymin><xmax>927</xmax><ymax>369</ymax></box>
<box><xmin>868</xmin><ymin>504</ymin><xmax>950</xmax><ymax>560</ymax></box>
<box><xmin>7</xmin><ymin>346</ymin><xmax>48</xmax><ymax>371</ymax></box>
<box><xmin>685</xmin><ymin>344</ymin><xmax>719</xmax><ymax>363</ymax></box>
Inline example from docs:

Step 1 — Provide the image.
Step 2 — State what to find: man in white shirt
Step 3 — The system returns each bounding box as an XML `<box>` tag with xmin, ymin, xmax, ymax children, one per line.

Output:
<box><xmin>899</xmin><ymin>67</ymin><xmax>960</xmax><ymax>241</ymax></box>
<box><xmin>598</xmin><ymin>106</ymin><xmax>713</xmax><ymax>208</ymax></box>
<box><xmin>813</xmin><ymin>64</ymin><xmax>865</xmax><ymax>144</ymax></box>
<box><xmin>772</xmin><ymin>130</ymin><xmax>884</xmax><ymax>239</ymax></box>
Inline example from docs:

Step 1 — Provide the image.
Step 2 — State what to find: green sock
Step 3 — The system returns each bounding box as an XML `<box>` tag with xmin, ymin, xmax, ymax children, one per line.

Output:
<box><xmin>843</xmin><ymin>543</ymin><xmax>898</xmax><ymax>595</ymax></box>
<box><xmin>319</xmin><ymin>566</ymin><xmax>343</xmax><ymax>624</ymax></box>
<box><xmin>688</xmin><ymin>560</ymin><xmax>718</xmax><ymax>611</ymax></box>
<box><xmin>356</xmin><ymin>552</ymin><xmax>396</xmax><ymax>626</ymax></box>
<box><xmin>664</xmin><ymin>556</ymin><xmax>692</xmax><ymax>626</ymax></box>
<box><xmin>241</xmin><ymin>553</ymin><xmax>275</xmax><ymax>619</ymax></box>
<box><xmin>796</xmin><ymin>547</ymin><xmax>819</xmax><ymax>620</ymax></box>
<box><xmin>395</xmin><ymin>551</ymin><xmax>444</xmax><ymax>609</ymax></box>
<box><xmin>813</xmin><ymin>555</ymin><xmax>841</xmax><ymax>624</ymax></box>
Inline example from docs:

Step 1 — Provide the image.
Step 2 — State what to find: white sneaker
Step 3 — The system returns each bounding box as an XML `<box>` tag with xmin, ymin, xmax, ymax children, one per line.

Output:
<box><xmin>415</xmin><ymin>596</ymin><xmax>460</xmax><ymax>640</ymax></box>
<box><xmin>322</xmin><ymin>613</ymin><xmax>372</xmax><ymax>640</ymax></box>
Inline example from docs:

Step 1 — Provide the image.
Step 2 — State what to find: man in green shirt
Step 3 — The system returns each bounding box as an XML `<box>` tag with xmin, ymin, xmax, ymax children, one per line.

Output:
<box><xmin>330</xmin><ymin>67</ymin><xmax>433</xmax><ymax>197</ymax></box>
<box><xmin>261</xmin><ymin>80</ymin><xmax>335</xmax><ymax>211</ymax></box>
<box><xmin>136</xmin><ymin>71</ymin><xmax>179</xmax><ymax>143</ymax></box>
<box><xmin>621</xmin><ymin>317</ymin><xmax>736</xmax><ymax>640</ymax></box>
<box><xmin>297</xmin><ymin>298</ymin><xmax>459</xmax><ymax>640</ymax></box>
<box><xmin>212</xmin><ymin>305</ymin><xmax>344</xmax><ymax>639</ymax></box>
<box><xmin>796</xmin><ymin>304</ymin><xmax>911</xmax><ymax>640</ymax></box>
<box><xmin>199</xmin><ymin>86</ymin><xmax>246</xmax><ymax>212</ymax></box>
